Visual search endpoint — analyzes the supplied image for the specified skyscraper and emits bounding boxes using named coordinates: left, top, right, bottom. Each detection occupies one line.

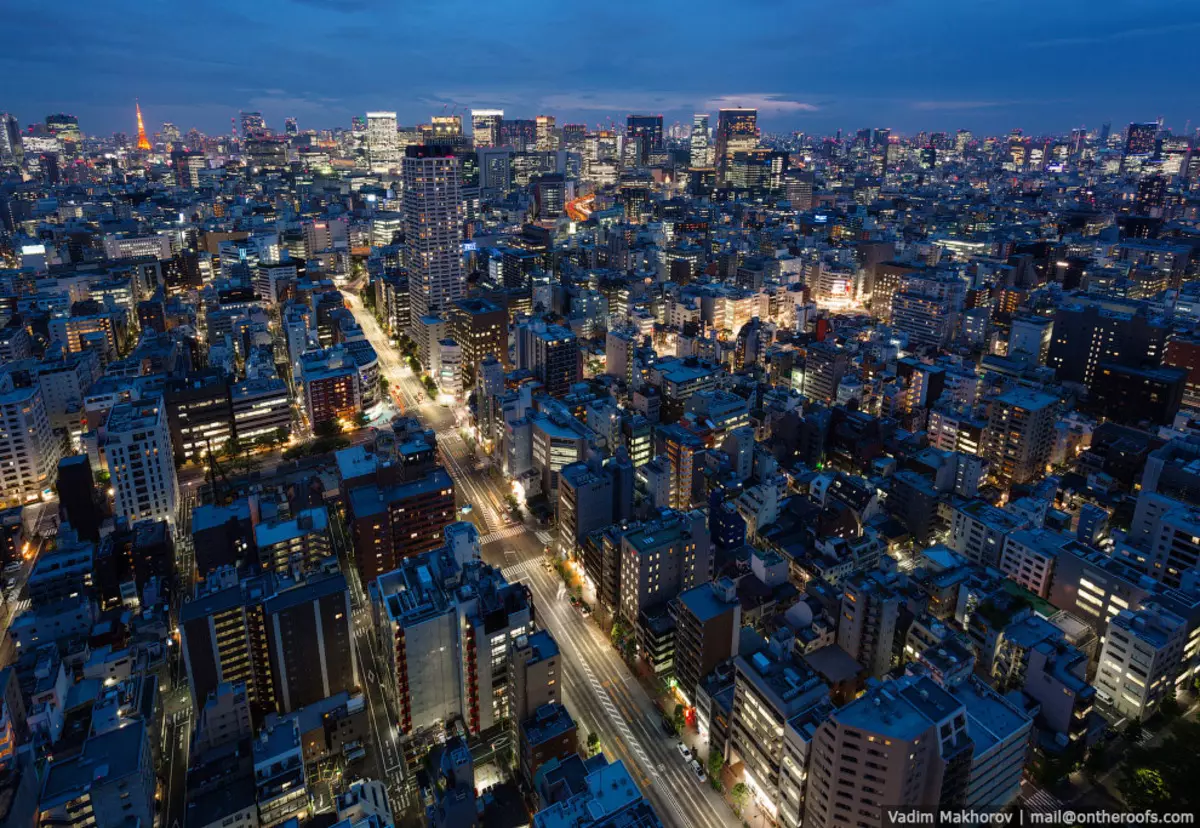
left=715, top=108, right=758, bottom=179
left=404, top=145, right=464, bottom=333
left=626, top=114, right=663, bottom=163
left=690, top=113, right=711, bottom=167
left=239, top=110, right=266, bottom=137
left=471, top=109, right=503, bottom=148
left=535, top=114, right=557, bottom=150
left=1124, top=121, right=1158, bottom=157
left=366, top=111, right=400, bottom=172
left=0, top=113, right=21, bottom=165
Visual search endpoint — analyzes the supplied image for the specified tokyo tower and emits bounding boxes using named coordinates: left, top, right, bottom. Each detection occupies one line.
left=135, top=100, right=151, bottom=151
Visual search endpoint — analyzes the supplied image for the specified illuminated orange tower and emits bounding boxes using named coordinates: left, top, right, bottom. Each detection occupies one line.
left=135, top=100, right=151, bottom=151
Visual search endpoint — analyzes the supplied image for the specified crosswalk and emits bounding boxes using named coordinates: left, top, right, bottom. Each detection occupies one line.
left=501, top=559, right=542, bottom=580
left=5, top=598, right=29, bottom=616
left=1022, top=787, right=1064, bottom=814
left=535, top=530, right=555, bottom=545
left=480, top=525, right=528, bottom=546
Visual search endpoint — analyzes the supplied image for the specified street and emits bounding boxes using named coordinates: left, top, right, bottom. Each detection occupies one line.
left=343, top=290, right=737, bottom=828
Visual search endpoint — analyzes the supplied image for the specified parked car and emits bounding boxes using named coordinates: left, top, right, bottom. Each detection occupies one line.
left=660, top=716, right=675, bottom=736
left=676, top=742, right=693, bottom=763
left=690, top=759, right=705, bottom=782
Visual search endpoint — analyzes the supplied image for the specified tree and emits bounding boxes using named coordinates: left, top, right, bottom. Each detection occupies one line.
left=672, top=703, right=687, bottom=734
left=586, top=732, right=601, bottom=757
left=730, top=782, right=750, bottom=813
left=274, top=426, right=290, bottom=446
left=1119, top=767, right=1171, bottom=810
left=707, top=750, right=724, bottom=784
left=422, top=375, right=437, bottom=394
left=314, top=419, right=340, bottom=439
left=354, top=412, right=371, bottom=428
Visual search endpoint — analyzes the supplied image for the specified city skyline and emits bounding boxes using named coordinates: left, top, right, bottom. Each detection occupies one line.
left=5, top=0, right=1198, bottom=136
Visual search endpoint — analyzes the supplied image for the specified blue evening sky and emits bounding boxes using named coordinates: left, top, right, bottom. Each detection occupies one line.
left=4, top=0, right=1198, bottom=138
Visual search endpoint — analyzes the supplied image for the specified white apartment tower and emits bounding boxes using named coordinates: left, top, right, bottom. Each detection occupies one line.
left=0, top=373, right=61, bottom=506
left=403, top=145, right=464, bottom=335
left=105, top=397, right=179, bottom=527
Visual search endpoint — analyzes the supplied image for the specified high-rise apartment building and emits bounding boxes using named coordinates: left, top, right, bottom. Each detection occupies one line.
left=982, top=388, right=1057, bottom=487
left=470, top=110, right=503, bottom=148
left=403, top=145, right=464, bottom=335
left=837, top=571, right=902, bottom=678
left=617, top=509, right=711, bottom=629
left=1047, top=301, right=1167, bottom=386
left=366, top=111, right=400, bottom=172
left=105, top=397, right=179, bottom=527
left=346, top=463, right=456, bottom=583
left=373, top=538, right=531, bottom=737
left=803, top=675, right=972, bottom=828
left=673, top=578, right=741, bottom=705
left=0, top=373, right=61, bottom=506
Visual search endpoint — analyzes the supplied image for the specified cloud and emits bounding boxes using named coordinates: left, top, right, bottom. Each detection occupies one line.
left=1025, top=21, right=1200, bottom=49
left=704, top=94, right=821, bottom=113
left=911, top=100, right=1011, bottom=111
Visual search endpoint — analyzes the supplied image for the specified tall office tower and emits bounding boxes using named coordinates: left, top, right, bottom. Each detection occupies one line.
left=263, top=569, right=357, bottom=713
left=105, top=397, right=179, bottom=527
left=689, top=113, right=711, bottom=167
left=803, top=675, right=974, bottom=828
left=403, top=145, right=464, bottom=333
left=284, top=117, right=298, bottom=136
left=366, top=111, right=400, bottom=172
left=430, top=115, right=463, bottom=144
left=240, top=111, right=266, bottom=137
left=471, top=109, right=503, bottom=148
left=626, top=114, right=663, bottom=163
left=0, top=113, right=21, bottom=165
left=715, top=108, right=758, bottom=179
left=0, top=373, right=60, bottom=507
left=501, top=118, right=537, bottom=151
left=560, top=123, right=586, bottom=154
left=982, top=388, right=1057, bottom=488
left=171, top=149, right=206, bottom=187
left=535, top=115, right=557, bottom=150
left=1124, top=121, right=1158, bottom=157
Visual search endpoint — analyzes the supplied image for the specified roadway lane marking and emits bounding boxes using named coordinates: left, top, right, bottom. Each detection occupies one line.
left=481, top=526, right=528, bottom=545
